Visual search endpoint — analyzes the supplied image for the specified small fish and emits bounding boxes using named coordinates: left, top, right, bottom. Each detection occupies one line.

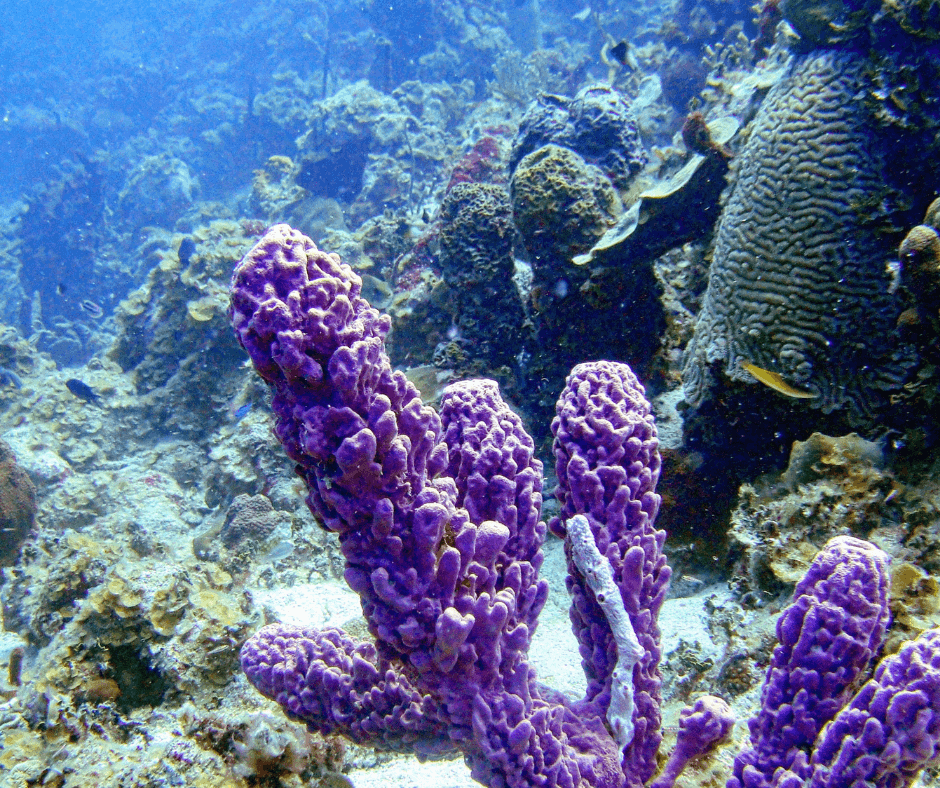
left=609, top=41, right=630, bottom=65
left=66, top=378, right=102, bottom=405
left=403, top=365, right=453, bottom=404
left=178, top=237, right=197, bottom=267
left=741, top=362, right=818, bottom=399
left=573, top=7, right=593, bottom=21
left=233, top=402, right=252, bottom=421
left=80, top=299, right=104, bottom=319
left=601, top=38, right=637, bottom=75
left=56, top=283, right=67, bottom=295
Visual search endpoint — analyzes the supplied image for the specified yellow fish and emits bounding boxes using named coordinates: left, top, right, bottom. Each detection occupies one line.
left=741, top=362, right=818, bottom=399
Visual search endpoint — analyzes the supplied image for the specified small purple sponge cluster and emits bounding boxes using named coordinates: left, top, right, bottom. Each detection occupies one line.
left=733, top=535, right=940, bottom=788
left=231, top=225, right=940, bottom=788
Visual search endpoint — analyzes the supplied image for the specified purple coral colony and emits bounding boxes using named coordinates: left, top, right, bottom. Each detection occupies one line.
left=0, top=0, right=939, bottom=786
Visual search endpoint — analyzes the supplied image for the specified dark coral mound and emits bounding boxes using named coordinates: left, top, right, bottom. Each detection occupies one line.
left=437, top=182, right=525, bottom=373
left=509, top=85, right=646, bottom=191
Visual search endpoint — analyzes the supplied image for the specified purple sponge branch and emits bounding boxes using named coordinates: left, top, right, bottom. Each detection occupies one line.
left=438, top=378, right=549, bottom=650
left=550, top=361, right=671, bottom=784
left=230, top=224, right=457, bottom=673
left=728, top=535, right=891, bottom=788
left=650, top=695, right=735, bottom=788
left=239, top=623, right=455, bottom=759
left=801, top=627, right=940, bottom=788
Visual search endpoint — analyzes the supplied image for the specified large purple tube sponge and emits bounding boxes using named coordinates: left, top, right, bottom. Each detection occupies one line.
left=230, top=225, right=653, bottom=788
left=230, top=225, right=456, bottom=668
left=550, top=361, right=671, bottom=784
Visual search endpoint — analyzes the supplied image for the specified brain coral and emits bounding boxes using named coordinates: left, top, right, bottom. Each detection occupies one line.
left=682, top=50, right=916, bottom=419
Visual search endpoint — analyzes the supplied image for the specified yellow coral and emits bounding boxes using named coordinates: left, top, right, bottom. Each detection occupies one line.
left=186, top=296, right=220, bottom=322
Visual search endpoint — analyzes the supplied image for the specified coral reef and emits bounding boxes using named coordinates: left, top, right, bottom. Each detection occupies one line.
left=294, top=80, right=467, bottom=226
left=511, top=143, right=621, bottom=268
left=573, top=116, right=737, bottom=270
left=117, top=153, right=199, bottom=231
left=898, top=224, right=940, bottom=331
left=2, top=2, right=940, bottom=787
left=218, top=494, right=284, bottom=553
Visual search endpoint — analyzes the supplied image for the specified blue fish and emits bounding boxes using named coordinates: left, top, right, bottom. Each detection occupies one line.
left=66, top=378, right=101, bottom=405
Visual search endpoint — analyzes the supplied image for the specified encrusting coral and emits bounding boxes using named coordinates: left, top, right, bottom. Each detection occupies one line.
left=898, top=224, right=940, bottom=328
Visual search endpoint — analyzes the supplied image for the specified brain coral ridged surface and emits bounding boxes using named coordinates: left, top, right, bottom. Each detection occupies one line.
left=683, top=50, right=916, bottom=419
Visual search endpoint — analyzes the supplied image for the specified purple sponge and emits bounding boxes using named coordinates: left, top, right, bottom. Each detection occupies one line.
left=550, top=360, right=671, bottom=783
left=230, top=227, right=649, bottom=788
left=240, top=623, right=454, bottom=759
left=804, top=627, right=940, bottom=788
left=730, top=536, right=891, bottom=788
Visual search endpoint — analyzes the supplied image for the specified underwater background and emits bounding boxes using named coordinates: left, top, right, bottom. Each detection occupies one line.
left=1, top=0, right=940, bottom=785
